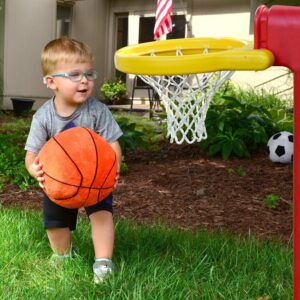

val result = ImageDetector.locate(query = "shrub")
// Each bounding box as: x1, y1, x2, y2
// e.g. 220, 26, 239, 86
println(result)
217, 83, 292, 111
264, 108, 293, 133
224, 85, 293, 133
100, 78, 127, 104
116, 117, 148, 156
200, 96, 270, 159
0, 129, 36, 189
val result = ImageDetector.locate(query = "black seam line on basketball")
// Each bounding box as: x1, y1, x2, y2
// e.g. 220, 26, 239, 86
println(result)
97, 152, 117, 202
52, 135, 83, 199
53, 184, 114, 200
44, 171, 114, 190
83, 128, 99, 206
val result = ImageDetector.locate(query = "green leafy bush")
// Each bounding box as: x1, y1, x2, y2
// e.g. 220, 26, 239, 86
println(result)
226, 86, 293, 133
265, 108, 293, 133
0, 130, 36, 189
115, 116, 152, 174
218, 83, 292, 111
100, 78, 127, 104
116, 117, 148, 156
200, 96, 270, 159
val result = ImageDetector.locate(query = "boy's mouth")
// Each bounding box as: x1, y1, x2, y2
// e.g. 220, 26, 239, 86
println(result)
78, 89, 88, 93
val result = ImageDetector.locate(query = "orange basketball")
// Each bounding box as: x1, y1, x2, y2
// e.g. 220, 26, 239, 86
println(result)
38, 127, 117, 209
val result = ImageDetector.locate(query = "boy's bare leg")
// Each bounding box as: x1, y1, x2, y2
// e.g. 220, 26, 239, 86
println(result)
89, 210, 114, 259
47, 227, 72, 255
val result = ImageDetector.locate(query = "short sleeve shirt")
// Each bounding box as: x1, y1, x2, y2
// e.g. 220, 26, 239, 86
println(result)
25, 97, 123, 153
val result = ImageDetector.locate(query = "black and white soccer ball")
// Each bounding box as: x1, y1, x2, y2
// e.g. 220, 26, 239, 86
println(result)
267, 131, 293, 164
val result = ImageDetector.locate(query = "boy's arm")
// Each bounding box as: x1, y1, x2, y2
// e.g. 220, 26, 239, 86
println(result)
25, 151, 45, 188
110, 141, 122, 189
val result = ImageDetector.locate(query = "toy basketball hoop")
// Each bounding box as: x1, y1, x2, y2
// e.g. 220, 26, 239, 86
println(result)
115, 37, 274, 144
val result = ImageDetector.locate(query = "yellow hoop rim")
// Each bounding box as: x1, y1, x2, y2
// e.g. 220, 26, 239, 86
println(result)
114, 37, 274, 75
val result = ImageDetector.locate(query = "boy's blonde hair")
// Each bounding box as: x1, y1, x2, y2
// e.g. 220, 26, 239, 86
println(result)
41, 37, 94, 76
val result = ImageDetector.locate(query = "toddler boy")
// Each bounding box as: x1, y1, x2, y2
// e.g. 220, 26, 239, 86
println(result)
25, 37, 122, 283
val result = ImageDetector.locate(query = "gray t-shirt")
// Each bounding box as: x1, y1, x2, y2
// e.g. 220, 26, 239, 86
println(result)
25, 97, 123, 153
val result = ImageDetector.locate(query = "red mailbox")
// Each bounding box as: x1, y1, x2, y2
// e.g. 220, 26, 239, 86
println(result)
255, 5, 300, 299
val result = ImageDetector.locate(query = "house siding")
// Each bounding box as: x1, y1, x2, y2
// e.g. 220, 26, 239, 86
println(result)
72, 0, 109, 97
3, 0, 55, 109
0, 0, 5, 107
2, 0, 109, 110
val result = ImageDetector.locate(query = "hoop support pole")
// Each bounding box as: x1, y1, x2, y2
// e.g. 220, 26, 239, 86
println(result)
255, 5, 300, 297
294, 71, 300, 300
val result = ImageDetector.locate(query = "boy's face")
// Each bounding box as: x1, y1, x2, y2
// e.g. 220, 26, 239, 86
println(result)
45, 60, 95, 106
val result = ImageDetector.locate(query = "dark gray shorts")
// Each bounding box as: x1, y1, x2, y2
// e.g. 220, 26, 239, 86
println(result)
42, 193, 113, 231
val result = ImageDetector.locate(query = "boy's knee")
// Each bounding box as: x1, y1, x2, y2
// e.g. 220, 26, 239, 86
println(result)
89, 210, 113, 222
47, 227, 71, 240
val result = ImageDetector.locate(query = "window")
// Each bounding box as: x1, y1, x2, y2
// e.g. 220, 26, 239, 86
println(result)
167, 15, 186, 40
139, 14, 186, 43
139, 16, 156, 43
56, 4, 73, 38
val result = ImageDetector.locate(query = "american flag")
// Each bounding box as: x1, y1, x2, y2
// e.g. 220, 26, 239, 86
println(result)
154, 0, 173, 40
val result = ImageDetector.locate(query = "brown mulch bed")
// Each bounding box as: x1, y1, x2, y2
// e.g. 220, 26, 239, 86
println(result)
0, 141, 293, 244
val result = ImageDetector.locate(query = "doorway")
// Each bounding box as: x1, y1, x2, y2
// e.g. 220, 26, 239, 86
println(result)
115, 13, 128, 83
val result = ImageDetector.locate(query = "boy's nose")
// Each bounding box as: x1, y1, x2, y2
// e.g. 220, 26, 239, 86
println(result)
80, 75, 88, 83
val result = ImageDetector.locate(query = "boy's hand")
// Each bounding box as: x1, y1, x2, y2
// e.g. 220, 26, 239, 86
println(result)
113, 168, 120, 190
110, 141, 122, 190
30, 157, 45, 189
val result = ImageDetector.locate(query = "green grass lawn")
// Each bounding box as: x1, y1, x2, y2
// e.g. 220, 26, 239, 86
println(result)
0, 207, 292, 300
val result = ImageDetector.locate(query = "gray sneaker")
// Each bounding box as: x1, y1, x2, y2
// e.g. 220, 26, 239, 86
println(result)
93, 259, 115, 284
50, 246, 76, 265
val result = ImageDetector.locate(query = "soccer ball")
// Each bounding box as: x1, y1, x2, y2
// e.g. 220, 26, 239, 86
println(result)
267, 131, 293, 164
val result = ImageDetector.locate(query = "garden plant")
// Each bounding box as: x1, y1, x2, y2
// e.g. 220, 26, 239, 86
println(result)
100, 78, 128, 105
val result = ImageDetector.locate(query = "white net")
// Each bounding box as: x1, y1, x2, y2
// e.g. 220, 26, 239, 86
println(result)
140, 69, 234, 144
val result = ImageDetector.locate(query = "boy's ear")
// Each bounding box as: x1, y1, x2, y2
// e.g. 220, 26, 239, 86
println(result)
43, 76, 57, 90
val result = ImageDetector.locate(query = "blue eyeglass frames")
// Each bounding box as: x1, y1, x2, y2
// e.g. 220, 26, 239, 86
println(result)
45, 69, 98, 82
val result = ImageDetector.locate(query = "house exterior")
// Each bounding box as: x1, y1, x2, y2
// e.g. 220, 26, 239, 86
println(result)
0, 0, 296, 110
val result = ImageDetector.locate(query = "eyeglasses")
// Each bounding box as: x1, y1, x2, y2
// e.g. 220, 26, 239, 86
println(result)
46, 69, 98, 82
